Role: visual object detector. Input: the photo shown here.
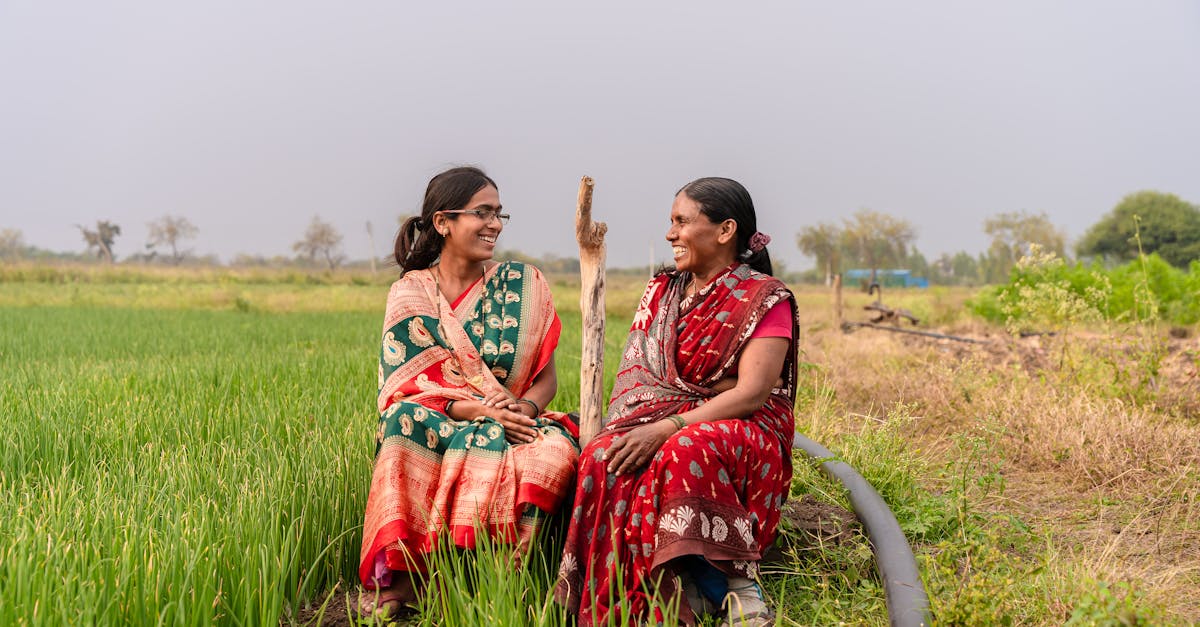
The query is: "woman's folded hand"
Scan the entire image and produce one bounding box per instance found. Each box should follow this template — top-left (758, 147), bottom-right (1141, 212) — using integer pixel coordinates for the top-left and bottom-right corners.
top-left (604, 420), bottom-right (678, 476)
top-left (491, 408), bottom-right (538, 444)
top-left (480, 389), bottom-right (517, 408)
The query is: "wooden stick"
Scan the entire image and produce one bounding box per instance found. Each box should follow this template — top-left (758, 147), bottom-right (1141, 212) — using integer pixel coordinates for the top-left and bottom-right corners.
top-left (575, 176), bottom-right (607, 446)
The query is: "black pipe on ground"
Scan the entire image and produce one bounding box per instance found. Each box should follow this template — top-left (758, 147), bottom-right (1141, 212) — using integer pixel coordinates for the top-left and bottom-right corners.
top-left (841, 321), bottom-right (991, 345)
top-left (792, 432), bottom-right (932, 627)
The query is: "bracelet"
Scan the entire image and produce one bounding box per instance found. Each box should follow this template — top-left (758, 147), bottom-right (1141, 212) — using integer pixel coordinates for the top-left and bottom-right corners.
top-left (444, 399), bottom-right (457, 417)
top-left (518, 398), bottom-right (541, 416)
top-left (667, 414), bottom-right (686, 431)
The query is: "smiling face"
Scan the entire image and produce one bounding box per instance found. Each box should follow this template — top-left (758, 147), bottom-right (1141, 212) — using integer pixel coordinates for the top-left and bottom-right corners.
top-left (435, 185), bottom-right (503, 264)
top-left (666, 191), bottom-right (737, 278)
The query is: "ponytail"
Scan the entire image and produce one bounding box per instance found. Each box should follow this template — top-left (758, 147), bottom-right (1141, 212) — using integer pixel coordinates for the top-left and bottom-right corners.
top-left (391, 165), bottom-right (497, 276)
top-left (393, 215), bottom-right (444, 274)
top-left (740, 247), bottom-right (774, 276)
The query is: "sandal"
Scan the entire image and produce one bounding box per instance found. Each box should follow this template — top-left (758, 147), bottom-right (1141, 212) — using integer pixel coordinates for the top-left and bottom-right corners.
top-left (724, 608), bottom-right (775, 626)
top-left (722, 576), bottom-right (775, 627)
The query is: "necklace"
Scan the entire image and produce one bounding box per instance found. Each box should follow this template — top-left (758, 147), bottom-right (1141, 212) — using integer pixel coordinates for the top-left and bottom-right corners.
top-left (431, 262), bottom-right (486, 345)
top-left (432, 262), bottom-right (485, 304)
top-left (430, 264), bottom-right (456, 355)
top-left (432, 262), bottom-right (446, 298)
top-left (431, 263), bottom-right (491, 391)
top-left (683, 274), bottom-right (700, 301)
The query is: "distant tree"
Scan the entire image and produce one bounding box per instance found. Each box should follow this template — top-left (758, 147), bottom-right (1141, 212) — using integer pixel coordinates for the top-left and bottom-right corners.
top-left (495, 250), bottom-right (580, 274)
top-left (952, 251), bottom-right (981, 285)
top-left (929, 251), bottom-right (982, 285)
top-left (1076, 191), bottom-right (1200, 268)
top-left (365, 221), bottom-right (379, 275)
top-left (840, 209), bottom-right (916, 283)
top-left (983, 210), bottom-right (1066, 279)
top-left (231, 253), bottom-right (295, 268)
top-left (76, 220), bottom-right (121, 263)
top-left (0, 228), bottom-right (25, 260)
top-left (145, 215), bottom-right (199, 265)
top-left (796, 223), bottom-right (842, 286)
top-left (293, 216), bottom-right (345, 270)
top-left (905, 249), bottom-right (930, 279)
top-left (771, 257), bottom-right (789, 281)
top-left (976, 251), bottom-right (993, 283)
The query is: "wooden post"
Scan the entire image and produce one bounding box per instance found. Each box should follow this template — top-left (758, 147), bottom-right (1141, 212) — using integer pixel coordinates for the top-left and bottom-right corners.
top-left (575, 176), bottom-right (607, 446)
top-left (832, 273), bottom-right (843, 327)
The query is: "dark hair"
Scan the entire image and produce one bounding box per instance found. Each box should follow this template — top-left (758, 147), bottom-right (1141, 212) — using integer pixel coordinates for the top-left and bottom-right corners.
top-left (677, 177), bottom-right (773, 276)
top-left (393, 166), bottom-right (498, 273)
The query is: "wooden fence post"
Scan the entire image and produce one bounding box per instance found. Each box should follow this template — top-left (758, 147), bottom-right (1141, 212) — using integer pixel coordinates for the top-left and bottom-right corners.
top-left (575, 176), bottom-right (606, 447)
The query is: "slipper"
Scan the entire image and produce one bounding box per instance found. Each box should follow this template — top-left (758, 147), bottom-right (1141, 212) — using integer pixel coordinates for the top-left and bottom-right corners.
top-left (722, 575), bottom-right (775, 627)
top-left (724, 608), bottom-right (775, 627)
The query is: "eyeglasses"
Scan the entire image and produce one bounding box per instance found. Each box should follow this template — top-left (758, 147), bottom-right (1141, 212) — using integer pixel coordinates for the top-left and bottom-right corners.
top-left (439, 208), bottom-right (510, 224)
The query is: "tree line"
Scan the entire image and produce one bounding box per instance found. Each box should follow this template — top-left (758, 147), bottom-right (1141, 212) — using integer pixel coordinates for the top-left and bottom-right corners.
top-left (3, 189), bottom-right (1198, 281)
top-left (1, 215), bottom-right (352, 271)
top-left (795, 190), bottom-right (1200, 286)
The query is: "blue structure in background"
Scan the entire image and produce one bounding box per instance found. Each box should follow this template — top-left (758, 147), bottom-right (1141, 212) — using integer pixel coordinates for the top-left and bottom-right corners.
top-left (843, 269), bottom-right (929, 288)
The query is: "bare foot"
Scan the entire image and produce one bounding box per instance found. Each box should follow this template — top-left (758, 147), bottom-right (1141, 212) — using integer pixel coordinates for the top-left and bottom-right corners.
top-left (509, 536), bottom-right (533, 570)
top-left (358, 577), bottom-right (417, 619)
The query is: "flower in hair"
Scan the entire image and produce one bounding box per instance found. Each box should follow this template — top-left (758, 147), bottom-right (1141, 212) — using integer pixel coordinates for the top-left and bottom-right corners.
top-left (748, 231), bottom-right (771, 252)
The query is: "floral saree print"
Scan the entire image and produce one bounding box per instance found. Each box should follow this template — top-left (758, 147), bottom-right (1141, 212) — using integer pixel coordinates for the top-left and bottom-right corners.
top-left (359, 261), bottom-right (579, 589)
top-left (556, 262), bottom-right (798, 625)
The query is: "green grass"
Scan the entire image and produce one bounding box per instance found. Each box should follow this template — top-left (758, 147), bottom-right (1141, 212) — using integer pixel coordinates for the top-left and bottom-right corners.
top-left (0, 289), bottom-right (639, 625)
top-left (9, 274), bottom-right (1163, 625)
top-left (0, 306), bottom-right (374, 625)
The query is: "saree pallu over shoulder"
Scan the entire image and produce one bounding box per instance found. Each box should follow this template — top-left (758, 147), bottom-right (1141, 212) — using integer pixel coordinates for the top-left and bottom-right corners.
top-left (375, 261), bottom-right (560, 413)
top-left (360, 261), bottom-right (578, 588)
top-left (608, 263), bottom-right (798, 447)
top-left (556, 263), bottom-right (798, 625)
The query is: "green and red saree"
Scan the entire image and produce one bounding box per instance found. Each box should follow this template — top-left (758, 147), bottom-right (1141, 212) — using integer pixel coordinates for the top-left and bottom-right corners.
top-left (555, 262), bottom-right (797, 625)
top-left (359, 261), bottom-right (579, 588)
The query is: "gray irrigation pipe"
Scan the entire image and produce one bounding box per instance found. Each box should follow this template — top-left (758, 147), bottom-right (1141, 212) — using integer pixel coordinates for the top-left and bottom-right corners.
top-left (792, 432), bottom-right (932, 627)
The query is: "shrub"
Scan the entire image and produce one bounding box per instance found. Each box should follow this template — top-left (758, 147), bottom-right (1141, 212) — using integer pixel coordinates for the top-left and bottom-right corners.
top-left (971, 251), bottom-right (1198, 327)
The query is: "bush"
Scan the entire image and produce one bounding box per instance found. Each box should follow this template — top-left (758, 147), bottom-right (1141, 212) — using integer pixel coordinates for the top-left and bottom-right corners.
top-left (971, 252), bottom-right (1199, 327)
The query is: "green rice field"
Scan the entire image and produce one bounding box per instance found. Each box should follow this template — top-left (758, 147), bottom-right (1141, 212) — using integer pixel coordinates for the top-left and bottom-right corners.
top-left (0, 280), bottom-right (651, 625)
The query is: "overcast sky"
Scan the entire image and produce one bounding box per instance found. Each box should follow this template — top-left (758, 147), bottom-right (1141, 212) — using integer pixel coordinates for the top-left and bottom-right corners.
top-left (2, 2), bottom-right (1197, 270)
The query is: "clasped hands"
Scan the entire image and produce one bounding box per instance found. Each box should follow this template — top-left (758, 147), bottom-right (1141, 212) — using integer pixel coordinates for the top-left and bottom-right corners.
top-left (449, 390), bottom-right (539, 444)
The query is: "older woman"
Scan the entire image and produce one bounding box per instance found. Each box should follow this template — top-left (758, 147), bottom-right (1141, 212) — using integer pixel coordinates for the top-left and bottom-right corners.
top-left (556, 177), bottom-right (797, 626)
top-left (359, 166), bottom-right (579, 618)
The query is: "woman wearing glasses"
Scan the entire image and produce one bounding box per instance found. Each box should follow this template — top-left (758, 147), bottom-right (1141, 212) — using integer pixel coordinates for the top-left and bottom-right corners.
top-left (358, 166), bottom-right (579, 618)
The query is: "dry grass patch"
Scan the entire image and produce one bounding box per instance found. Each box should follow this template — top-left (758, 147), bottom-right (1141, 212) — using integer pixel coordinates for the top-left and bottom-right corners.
top-left (798, 316), bottom-right (1200, 623)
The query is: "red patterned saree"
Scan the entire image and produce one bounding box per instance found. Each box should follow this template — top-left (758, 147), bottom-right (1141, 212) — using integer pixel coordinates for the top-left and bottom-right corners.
top-left (359, 261), bottom-right (579, 588)
top-left (555, 263), bottom-right (797, 625)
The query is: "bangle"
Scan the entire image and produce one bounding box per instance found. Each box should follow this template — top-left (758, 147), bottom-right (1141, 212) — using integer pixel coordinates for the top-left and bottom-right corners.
top-left (518, 398), bottom-right (541, 416)
top-left (444, 399), bottom-right (457, 418)
top-left (667, 414), bottom-right (686, 431)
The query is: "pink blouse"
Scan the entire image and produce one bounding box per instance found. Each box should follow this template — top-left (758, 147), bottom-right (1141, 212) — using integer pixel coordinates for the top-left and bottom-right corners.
top-left (749, 300), bottom-right (793, 340)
